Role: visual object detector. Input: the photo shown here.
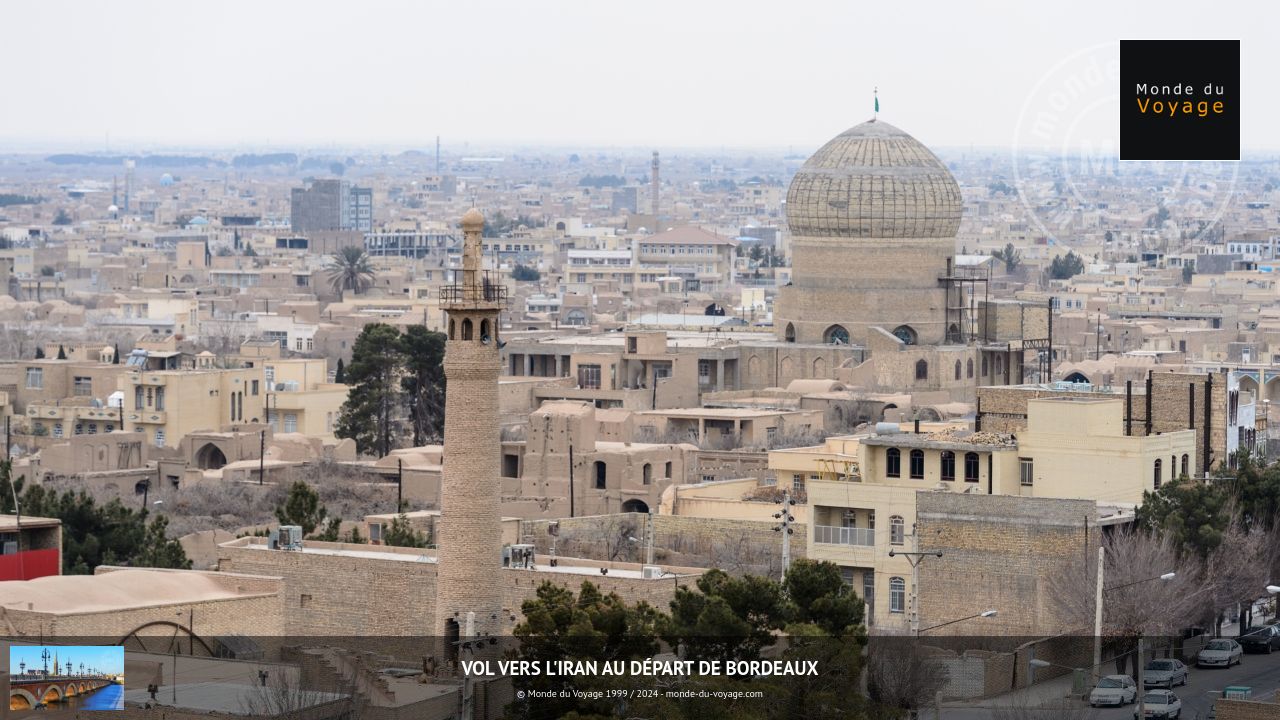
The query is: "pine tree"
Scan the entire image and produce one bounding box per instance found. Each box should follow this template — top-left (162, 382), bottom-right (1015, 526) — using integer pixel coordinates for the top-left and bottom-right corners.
top-left (34, 347), bottom-right (44, 359)
top-left (399, 326), bottom-right (446, 446)
top-left (334, 324), bottom-right (404, 456)
top-left (56, 345), bottom-right (66, 360)
top-left (334, 357), bottom-right (346, 384)
top-left (274, 480), bottom-right (328, 536)
top-left (112, 343), bottom-right (121, 364)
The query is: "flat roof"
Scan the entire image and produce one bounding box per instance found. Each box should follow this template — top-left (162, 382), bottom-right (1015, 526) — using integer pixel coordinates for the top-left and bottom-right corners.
top-left (124, 683), bottom-right (345, 715)
top-left (0, 514), bottom-right (61, 531)
top-left (0, 569), bottom-right (271, 614)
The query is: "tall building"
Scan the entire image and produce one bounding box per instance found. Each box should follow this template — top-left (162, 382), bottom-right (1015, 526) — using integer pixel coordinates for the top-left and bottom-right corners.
top-left (290, 179), bottom-right (373, 232)
top-left (775, 120), bottom-right (963, 346)
top-left (435, 209), bottom-right (507, 651)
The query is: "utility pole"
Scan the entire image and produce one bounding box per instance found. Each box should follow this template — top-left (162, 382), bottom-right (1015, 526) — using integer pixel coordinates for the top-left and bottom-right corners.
top-left (1136, 636), bottom-right (1145, 719)
top-left (1093, 545), bottom-right (1105, 685)
top-left (397, 458), bottom-right (404, 511)
top-left (258, 429), bottom-right (265, 485)
top-left (773, 488), bottom-right (795, 582)
top-left (888, 524), bottom-right (944, 636)
top-left (645, 510), bottom-right (655, 566)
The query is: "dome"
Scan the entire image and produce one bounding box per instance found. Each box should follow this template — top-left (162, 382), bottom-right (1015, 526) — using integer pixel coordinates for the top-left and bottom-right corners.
top-left (786, 120), bottom-right (961, 239)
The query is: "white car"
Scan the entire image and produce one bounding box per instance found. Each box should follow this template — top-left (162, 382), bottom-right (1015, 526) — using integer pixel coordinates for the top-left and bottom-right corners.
top-left (1143, 658), bottom-right (1188, 688)
top-left (1197, 638), bottom-right (1243, 668)
top-left (1135, 690), bottom-right (1182, 718)
top-left (1090, 674), bottom-right (1138, 706)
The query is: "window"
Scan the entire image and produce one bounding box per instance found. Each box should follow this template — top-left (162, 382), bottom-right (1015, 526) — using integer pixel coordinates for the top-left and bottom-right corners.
top-left (73, 376), bottom-right (92, 396)
top-left (1153, 459), bottom-right (1162, 490)
top-left (965, 452), bottom-right (980, 482)
top-left (954, 361), bottom-right (962, 381)
top-left (1181, 454), bottom-right (1189, 478)
top-left (74, 423), bottom-right (83, 435)
top-left (909, 449), bottom-right (924, 479)
top-left (251, 380), bottom-right (260, 396)
top-left (135, 386), bottom-right (144, 409)
top-left (155, 387), bottom-right (165, 411)
top-left (642, 463), bottom-right (652, 485)
top-left (578, 364), bottom-right (602, 390)
top-left (886, 448), bottom-right (901, 478)
top-left (863, 571), bottom-right (875, 623)
top-left (295, 338), bottom-right (303, 351)
top-left (824, 325), bottom-right (850, 345)
top-left (940, 451), bottom-right (956, 481)
top-left (915, 360), bottom-right (928, 381)
top-left (889, 515), bottom-right (905, 545)
top-left (369, 523), bottom-right (383, 543)
top-left (698, 360), bottom-right (713, 385)
top-left (53, 423), bottom-right (63, 438)
top-left (889, 577), bottom-right (905, 613)
top-left (665, 461), bottom-right (672, 479)
top-left (265, 366), bottom-right (275, 384)
top-left (793, 474), bottom-right (806, 493)
top-left (594, 461), bottom-right (607, 489)
top-left (982, 355), bottom-right (989, 376)
top-left (284, 413), bottom-right (298, 433)
top-left (967, 359), bottom-right (974, 379)
top-left (840, 566), bottom-right (856, 586)
top-left (25, 368), bottom-right (42, 389)
top-left (155, 429), bottom-right (166, 448)
top-left (1020, 457), bottom-right (1034, 486)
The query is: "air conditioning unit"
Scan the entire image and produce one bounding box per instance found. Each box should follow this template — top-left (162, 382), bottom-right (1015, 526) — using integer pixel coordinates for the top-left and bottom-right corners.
top-left (278, 525), bottom-right (303, 550)
top-left (642, 565), bottom-right (663, 580)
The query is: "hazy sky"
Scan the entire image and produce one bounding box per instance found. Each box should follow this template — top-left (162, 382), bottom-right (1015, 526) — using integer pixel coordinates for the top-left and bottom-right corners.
top-left (4, 0), bottom-right (1275, 152)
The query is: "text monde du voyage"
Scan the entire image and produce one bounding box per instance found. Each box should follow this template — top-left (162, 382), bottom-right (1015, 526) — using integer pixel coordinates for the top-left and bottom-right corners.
top-left (461, 659), bottom-right (820, 678)
top-left (1135, 83), bottom-right (1228, 118)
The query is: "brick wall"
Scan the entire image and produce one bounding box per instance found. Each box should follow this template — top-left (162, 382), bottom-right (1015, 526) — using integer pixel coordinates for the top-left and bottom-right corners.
top-left (1217, 698), bottom-right (1280, 720)
top-left (916, 493), bottom-right (1097, 637)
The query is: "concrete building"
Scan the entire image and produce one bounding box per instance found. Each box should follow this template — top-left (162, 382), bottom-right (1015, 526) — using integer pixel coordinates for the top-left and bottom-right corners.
top-left (290, 179), bottom-right (373, 233)
top-left (0, 514), bottom-right (61, 581)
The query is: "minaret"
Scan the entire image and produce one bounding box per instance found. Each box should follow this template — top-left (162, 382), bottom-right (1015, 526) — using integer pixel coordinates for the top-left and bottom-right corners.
top-left (435, 208), bottom-right (506, 653)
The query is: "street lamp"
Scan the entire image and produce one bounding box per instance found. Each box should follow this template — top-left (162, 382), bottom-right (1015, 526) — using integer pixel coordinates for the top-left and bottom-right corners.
top-left (916, 609), bottom-right (997, 637)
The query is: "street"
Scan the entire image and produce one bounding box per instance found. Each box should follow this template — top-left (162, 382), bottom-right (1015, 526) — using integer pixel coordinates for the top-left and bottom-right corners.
top-left (940, 650), bottom-right (1280, 719)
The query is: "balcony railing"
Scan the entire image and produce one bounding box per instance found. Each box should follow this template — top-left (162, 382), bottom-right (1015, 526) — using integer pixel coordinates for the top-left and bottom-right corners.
top-left (814, 525), bottom-right (875, 547)
top-left (439, 281), bottom-right (508, 305)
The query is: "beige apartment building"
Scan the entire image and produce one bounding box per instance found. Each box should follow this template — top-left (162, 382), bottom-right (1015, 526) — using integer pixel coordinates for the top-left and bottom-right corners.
top-left (121, 365), bottom-right (265, 449)
top-left (257, 357), bottom-right (348, 437)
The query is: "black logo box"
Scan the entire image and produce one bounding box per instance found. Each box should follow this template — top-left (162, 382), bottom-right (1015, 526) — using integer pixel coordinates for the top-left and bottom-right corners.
top-left (1120, 39), bottom-right (1239, 161)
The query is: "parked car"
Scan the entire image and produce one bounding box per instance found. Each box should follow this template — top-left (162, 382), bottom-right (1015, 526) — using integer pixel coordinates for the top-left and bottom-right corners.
top-left (1197, 638), bottom-right (1243, 668)
top-left (1143, 659), bottom-right (1188, 688)
top-left (1135, 690), bottom-right (1182, 719)
top-left (1090, 674), bottom-right (1138, 706)
top-left (1237, 624), bottom-right (1280, 654)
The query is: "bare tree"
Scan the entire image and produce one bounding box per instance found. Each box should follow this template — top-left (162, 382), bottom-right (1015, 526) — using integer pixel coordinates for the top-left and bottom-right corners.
top-left (1203, 516), bottom-right (1275, 635)
top-left (1048, 527), bottom-right (1207, 676)
top-left (864, 638), bottom-right (950, 717)
top-left (239, 666), bottom-right (366, 719)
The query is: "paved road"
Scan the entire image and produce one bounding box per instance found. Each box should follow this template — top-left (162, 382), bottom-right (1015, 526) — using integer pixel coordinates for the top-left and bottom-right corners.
top-left (939, 650), bottom-right (1280, 719)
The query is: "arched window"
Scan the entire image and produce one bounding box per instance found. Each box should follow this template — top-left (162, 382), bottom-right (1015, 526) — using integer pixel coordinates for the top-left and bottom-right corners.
top-left (886, 448), bottom-right (901, 478)
top-left (967, 359), bottom-right (974, 379)
top-left (642, 463), bottom-right (652, 485)
top-left (1154, 459), bottom-right (1162, 490)
top-left (449, 319), bottom-right (455, 340)
top-left (784, 323), bottom-right (796, 343)
top-left (946, 323), bottom-right (961, 343)
top-left (954, 360), bottom-right (962, 381)
top-left (889, 516), bottom-right (905, 545)
top-left (1181, 454), bottom-right (1189, 478)
top-left (594, 461), bottom-right (607, 489)
top-left (915, 360), bottom-right (928, 381)
top-left (824, 325), bottom-right (850, 345)
top-left (892, 325), bottom-right (917, 345)
top-left (889, 577), bottom-right (906, 613)
top-left (995, 354), bottom-right (1004, 375)
top-left (909, 449), bottom-right (925, 479)
top-left (479, 319), bottom-right (490, 343)
top-left (461, 318), bottom-right (473, 340)
top-left (940, 451), bottom-right (956, 481)
top-left (982, 355), bottom-right (989, 376)
top-left (964, 452), bottom-right (980, 482)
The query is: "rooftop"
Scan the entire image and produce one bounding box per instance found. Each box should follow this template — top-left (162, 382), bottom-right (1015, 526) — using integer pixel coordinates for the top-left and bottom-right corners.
top-left (0, 514), bottom-right (61, 531)
top-left (0, 569), bottom-right (273, 614)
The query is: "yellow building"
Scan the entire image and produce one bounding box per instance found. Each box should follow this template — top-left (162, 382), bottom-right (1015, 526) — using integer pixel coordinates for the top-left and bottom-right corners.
top-left (760, 397), bottom-right (1193, 630)
top-left (260, 357), bottom-right (349, 438)
top-left (121, 366), bottom-right (265, 449)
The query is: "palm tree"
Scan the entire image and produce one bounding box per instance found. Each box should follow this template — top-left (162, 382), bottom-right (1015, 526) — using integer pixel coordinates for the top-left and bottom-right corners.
top-left (327, 246), bottom-right (375, 295)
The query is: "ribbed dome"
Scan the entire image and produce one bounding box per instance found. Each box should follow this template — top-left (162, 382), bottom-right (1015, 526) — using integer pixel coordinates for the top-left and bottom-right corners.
top-left (786, 120), bottom-right (962, 239)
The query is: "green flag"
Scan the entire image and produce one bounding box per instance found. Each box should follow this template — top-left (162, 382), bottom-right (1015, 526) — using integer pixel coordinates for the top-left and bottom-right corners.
top-left (875, 96), bottom-right (879, 113)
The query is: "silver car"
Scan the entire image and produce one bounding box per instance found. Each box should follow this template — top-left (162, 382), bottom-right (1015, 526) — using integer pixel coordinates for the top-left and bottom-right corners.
top-left (1135, 690), bottom-right (1182, 719)
top-left (1090, 674), bottom-right (1138, 706)
top-left (1143, 658), bottom-right (1188, 688)
top-left (1197, 638), bottom-right (1243, 668)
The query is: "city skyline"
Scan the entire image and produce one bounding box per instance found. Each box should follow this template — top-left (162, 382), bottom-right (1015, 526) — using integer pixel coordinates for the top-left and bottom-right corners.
top-left (4, 0), bottom-right (1277, 152)
top-left (9, 646), bottom-right (124, 676)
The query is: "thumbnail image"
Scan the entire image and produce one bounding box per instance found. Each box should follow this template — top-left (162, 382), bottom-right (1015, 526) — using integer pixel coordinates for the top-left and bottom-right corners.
top-left (9, 645), bottom-right (123, 714)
